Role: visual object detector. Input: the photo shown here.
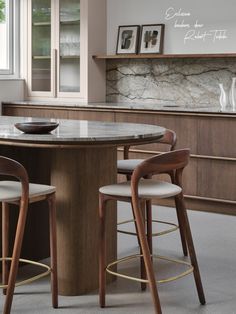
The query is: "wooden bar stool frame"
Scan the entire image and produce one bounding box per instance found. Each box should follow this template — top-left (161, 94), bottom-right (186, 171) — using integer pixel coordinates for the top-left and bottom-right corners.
top-left (117, 129), bottom-right (188, 258)
top-left (0, 156), bottom-right (58, 314)
top-left (99, 149), bottom-right (206, 314)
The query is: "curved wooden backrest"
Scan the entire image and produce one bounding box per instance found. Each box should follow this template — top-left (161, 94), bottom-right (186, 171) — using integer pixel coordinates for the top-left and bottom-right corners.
top-left (123, 129), bottom-right (177, 159)
top-left (0, 156), bottom-right (29, 201)
top-left (157, 129), bottom-right (177, 151)
top-left (131, 149), bottom-right (190, 196)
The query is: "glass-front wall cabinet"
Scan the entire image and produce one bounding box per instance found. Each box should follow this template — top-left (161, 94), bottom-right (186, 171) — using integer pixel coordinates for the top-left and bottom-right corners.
top-left (59, 0), bottom-right (80, 93)
top-left (32, 0), bottom-right (51, 92)
top-left (30, 0), bottom-right (80, 97)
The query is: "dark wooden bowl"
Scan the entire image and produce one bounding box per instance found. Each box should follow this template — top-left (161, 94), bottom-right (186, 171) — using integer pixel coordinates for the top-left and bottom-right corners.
top-left (14, 122), bottom-right (59, 134)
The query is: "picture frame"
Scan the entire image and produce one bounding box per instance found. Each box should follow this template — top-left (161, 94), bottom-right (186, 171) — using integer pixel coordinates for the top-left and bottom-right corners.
top-left (139, 24), bottom-right (165, 54)
top-left (116, 25), bottom-right (140, 54)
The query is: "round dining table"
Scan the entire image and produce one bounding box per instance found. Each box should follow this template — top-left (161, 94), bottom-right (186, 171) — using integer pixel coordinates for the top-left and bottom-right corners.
top-left (0, 116), bottom-right (165, 296)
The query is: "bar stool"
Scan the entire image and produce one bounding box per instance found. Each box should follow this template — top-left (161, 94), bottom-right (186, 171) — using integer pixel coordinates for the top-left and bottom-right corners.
top-left (99, 149), bottom-right (205, 313)
top-left (0, 156), bottom-right (58, 314)
top-left (117, 129), bottom-right (188, 289)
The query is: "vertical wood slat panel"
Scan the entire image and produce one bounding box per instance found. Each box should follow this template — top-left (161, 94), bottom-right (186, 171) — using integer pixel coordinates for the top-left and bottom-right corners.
top-left (197, 159), bottom-right (236, 201)
top-left (115, 112), bottom-right (198, 154)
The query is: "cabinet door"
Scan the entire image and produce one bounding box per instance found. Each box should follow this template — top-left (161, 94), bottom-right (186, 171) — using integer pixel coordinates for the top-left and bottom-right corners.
top-left (28, 0), bottom-right (55, 97)
top-left (57, 0), bottom-right (81, 98)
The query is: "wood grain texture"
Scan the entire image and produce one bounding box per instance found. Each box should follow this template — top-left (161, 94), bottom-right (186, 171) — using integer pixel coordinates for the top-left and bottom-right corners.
top-left (3, 105), bottom-right (115, 123)
top-left (2, 202), bottom-right (9, 295)
top-left (50, 147), bottom-right (117, 295)
top-left (3, 106), bottom-right (69, 119)
top-left (197, 159), bottom-right (236, 201)
top-left (67, 110), bottom-right (115, 122)
top-left (115, 112), bottom-right (198, 154)
top-left (197, 116), bottom-right (236, 158)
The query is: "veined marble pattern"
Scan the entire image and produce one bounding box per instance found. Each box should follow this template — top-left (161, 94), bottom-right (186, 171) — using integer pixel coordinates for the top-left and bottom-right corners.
top-left (0, 116), bottom-right (165, 144)
top-left (106, 58), bottom-right (236, 107)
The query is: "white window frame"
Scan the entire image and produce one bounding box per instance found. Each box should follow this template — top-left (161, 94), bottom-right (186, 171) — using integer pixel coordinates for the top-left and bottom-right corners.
top-left (0, 0), bottom-right (20, 78)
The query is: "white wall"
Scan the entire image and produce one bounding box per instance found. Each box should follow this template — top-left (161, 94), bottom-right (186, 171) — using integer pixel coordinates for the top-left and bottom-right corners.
top-left (0, 80), bottom-right (24, 114)
top-left (0, 24), bottom-right (7, 69)
top-left (107, 0), bottom-right (236, 54)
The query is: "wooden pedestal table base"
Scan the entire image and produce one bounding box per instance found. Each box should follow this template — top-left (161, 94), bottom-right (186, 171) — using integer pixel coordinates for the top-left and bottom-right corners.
top-left (51, 147), bottom-right (117, 296)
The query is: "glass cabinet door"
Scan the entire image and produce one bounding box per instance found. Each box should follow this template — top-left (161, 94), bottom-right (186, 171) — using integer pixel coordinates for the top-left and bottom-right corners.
top-left (31, 0), bottom-right (52, 92)
top-left (59, 0), bottom-right (80, 94)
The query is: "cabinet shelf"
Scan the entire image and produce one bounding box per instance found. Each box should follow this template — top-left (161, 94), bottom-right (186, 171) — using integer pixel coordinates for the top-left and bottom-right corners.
top-left (60, 20), bottom-right (80, 25)
top-left (32, 68), bottom-right (50, 72)
top-left (33, 22), bottom-right (51, 26)
top-left (93, 53), bottom-right (236, 60)
top-left (60, 55), bottom-right (80, 59)
top-left (33, 56), bottom-right (51, 60)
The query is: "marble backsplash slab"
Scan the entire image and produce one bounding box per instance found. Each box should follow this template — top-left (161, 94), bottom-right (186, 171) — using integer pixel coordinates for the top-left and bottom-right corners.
top-left (106, 58), bottom-right (236, 108)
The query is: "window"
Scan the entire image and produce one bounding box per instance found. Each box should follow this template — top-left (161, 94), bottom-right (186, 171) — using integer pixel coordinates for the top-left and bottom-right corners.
top-left (0, 0), bottom-right (19, 76)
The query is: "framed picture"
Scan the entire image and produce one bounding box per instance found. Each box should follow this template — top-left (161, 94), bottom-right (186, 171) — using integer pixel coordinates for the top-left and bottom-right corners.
top-left (116, 25), bottom-right (140, 54)
top-left (139, 24), bottom-right (165, 54)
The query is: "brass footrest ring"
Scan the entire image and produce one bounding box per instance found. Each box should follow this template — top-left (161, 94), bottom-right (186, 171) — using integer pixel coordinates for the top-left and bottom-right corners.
top-left (117, 219), bottom-right (179, 237)
top-left (106, 254), bottom-right (194, 284)
top-left (0, 257), bottom-right (51, 289)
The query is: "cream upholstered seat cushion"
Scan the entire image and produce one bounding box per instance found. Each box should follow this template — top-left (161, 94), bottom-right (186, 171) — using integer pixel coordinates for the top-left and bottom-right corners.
top-left (99, 179), bottom-right (182, 199)
top-left (117, 159), bottom-right (144, 173)
top-left (0, 181), bottom-right (56, 202)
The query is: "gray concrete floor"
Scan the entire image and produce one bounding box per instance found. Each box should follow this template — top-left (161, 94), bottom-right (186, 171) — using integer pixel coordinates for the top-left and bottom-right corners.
top-left (1, 202), bottom-right (236, 314)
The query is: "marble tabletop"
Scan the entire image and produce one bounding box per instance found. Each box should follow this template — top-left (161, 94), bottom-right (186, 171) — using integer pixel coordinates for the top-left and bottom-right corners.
top-left (0, 116), bottom-right (165, 147)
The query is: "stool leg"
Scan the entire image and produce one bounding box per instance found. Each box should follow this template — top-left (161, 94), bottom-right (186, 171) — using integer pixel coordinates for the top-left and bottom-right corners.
top-left (139, 200), bottom-right (154, 292)
top-left (171, 173), bottom-right (188, 257)
top-left (133, 199), bottom-right (162, 314)
top-left (177, 193), bottom-right (206, 305)
top-left (2, 202), bottom-right (9, 295)
top-left (47, 193), bottom-right (58, 309)
top-left (4, 201), bottom-right (28, 314)
top-left (144, 175), bottom-right (153, 256)
top-left (131, 202), bottom-right (146, 291)
top-left (145, 200), bottom-right (153, 290)
top-left (99, 193), bottom-right (107, 308)
top-left (140, 201), bottom-right (147, 291)
top-left (146, 200), bottom-right (153, 255)
top-left (175, 196), bottom-right (188, 256)
top-left (127, 171), bottom-right (146, 286)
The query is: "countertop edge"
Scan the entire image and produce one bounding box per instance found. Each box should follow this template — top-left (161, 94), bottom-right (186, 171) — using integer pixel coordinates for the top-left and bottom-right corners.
top-left (2, 101), bottom-right (236, 116)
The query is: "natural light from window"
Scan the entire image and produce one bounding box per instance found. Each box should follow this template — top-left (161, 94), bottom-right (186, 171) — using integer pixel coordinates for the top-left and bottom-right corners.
top-left (0, 0), bottom-right (8, 70)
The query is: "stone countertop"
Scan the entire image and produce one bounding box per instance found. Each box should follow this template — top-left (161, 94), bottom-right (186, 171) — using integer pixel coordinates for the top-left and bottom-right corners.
top-left (2, 100), bottom-right (236, 115)
top-left (0, 116), bottom-right (165, 147)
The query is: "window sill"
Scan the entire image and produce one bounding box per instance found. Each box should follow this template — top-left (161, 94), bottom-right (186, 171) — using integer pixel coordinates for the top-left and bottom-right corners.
top-left (0, 77), bottom-right (24, 81)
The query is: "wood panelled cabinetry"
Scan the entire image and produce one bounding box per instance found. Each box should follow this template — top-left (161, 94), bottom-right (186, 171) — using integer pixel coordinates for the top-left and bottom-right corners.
top-left (115, 112), bottom-right (198, 154)
top-left (2, 103), bottom-right (236, 215)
